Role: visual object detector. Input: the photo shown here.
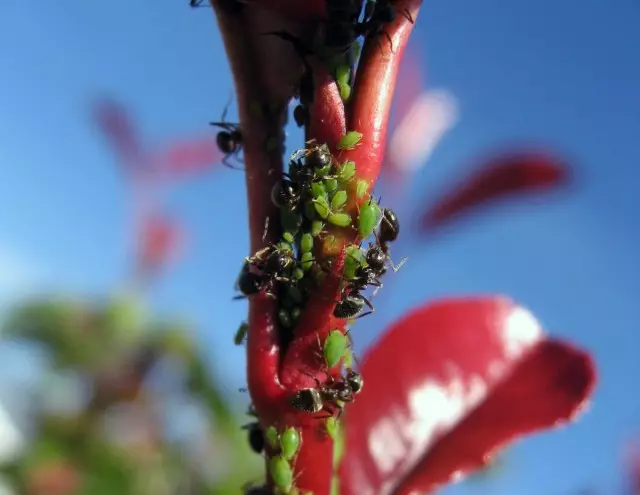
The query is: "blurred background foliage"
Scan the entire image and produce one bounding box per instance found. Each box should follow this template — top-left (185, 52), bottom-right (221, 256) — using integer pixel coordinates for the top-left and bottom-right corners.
top-left (0, 294), bottom-right (261, 494)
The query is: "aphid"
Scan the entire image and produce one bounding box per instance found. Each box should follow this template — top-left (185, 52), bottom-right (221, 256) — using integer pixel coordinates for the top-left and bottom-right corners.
top-left (280, 426), bottom-right (301, 460)
top-left (322, 329), bottom-right (349, 369)
top-left (333, 291), bottom-right (374, 319)
top-left (265, 425), bottom-right (280, 449)
top-left (269, 455), bottom-right (294, 493)
top-left (337, 131), bottom-right (363, 151)
top-left (234, 321), bottom-right (249, 345)
top-left (271, 179), bottom-right (301, 210)
top-left (242, 422), bottom-right (265, 454)
top-left (357, 196), bottom-right (381, 239)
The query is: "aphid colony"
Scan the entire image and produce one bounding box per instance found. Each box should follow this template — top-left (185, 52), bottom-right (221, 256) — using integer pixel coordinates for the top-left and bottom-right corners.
top-left (234, 136), bottom-right (404, 327)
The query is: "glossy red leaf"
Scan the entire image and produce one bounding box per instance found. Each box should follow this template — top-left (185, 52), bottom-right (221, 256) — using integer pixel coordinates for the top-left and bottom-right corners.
top-left (339, 296), bottom-right (596, 495)
top-left (157, 135), bottom-right (222, 177)
top-left (92, 98), bottom-right (143, 170)
top-left (420, 151), bottom-right (572, 233)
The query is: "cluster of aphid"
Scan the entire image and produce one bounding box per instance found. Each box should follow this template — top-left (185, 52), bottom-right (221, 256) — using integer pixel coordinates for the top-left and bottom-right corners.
top-left (234, 136), bottom-right (404, 332)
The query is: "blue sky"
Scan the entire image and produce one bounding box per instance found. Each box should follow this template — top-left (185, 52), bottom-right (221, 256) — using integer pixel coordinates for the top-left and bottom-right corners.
top-left (1, 1), bottom-right (639, 494)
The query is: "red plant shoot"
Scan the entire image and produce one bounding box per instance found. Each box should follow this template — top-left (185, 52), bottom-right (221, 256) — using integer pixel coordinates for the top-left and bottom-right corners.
top-left (204, 1), bottom-right (596, 494)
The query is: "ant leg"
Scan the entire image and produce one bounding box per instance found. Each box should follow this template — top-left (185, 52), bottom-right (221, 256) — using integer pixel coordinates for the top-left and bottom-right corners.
top-left (210, 122), bottom-right (235, 132)
top-left (387, 256), bottom-right (408, 273)
top-left (221, 92), bottom-right (233, 123)
top-left (232, 294), bottom-right (247, 301)
top-left (361, 294), bottom-right (375, 311)
top-left (353, 310), bottom-right (373, 320)
top-left (222, 155), bottom-right (245, 171)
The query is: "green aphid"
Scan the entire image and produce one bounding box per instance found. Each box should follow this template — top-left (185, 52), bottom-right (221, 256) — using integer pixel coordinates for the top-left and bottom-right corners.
top-left (324, 330), bottom-right (348, 369)
top-left (279, 308), bottom-right (292, 328)
top-left (276, 241), bottom-right (294, 255)
top-left (304, 201), bottom-right (317, 221)
top-left (311, 182), bottom-right (327, 199)
top-left (336, 65), bottom-right (350, 86)
top-left (338, 131), bottom-right (363, 151)
top-left (338, 161), bottom-right (356, 183)
top-left (311, 220), bottom-right (325, 237)
top-left (300, 233), bottom-right (314, 254)
top-left (287, 286), bottom-right (303, 304)
top-left (343, 347), bottom-right (354, 369)
top-left (249, 101), bottom-right (262, 117)
top-left (333, 420), bottom-right (345, 468)
top-left (338, 82), bottom-right (352, 102)
top-left (324, 178), bottom-right (338, 193)
top-left (328, 212), bottom-right (351, 227)
top-left (301, 252), bottom-right (314, 271)
top-left (293, 267), bottom-right (305, 280)
top-left (344, 245), bottom-right (364, 280)
top-left (269, 455), bottom-right (293, 493)
top-left (234, 322), bottom-right (248, 346)
top-left (330, 190), bottom-right (348, 211)
top-left (323, 235), bottom-right (341, 255)
top-left (357, 198), bottom-right (380, 238)
top-left (326, 416), bottom-right (339, 440)
top-left (283, 232), bottom-right (295, 244)
top-left (281, 210), bottom-right (302, 234)
top-left (265, 426), bottom-right (279, 450)
top-left (290, 307), bottom-right (301, 323)
top-left (313, 197), bottom-right (331, 219)
top-left (281, 295), bottom-right (295, 309)
top-left (280, 427), bottom-right (301, 461)
top-left (316, 163), bottom-right (333, 178)
top-left (265, 136), bottom-right (279, 152)
top-left (356, 179), bottom-right (369, 200)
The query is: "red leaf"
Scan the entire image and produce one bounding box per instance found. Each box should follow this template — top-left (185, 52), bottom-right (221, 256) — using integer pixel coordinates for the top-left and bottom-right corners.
top-left (157, 136), bottom-right (223, 177)
top-left (339, 296), bottom-right (596, 495)
top-left (138, 213), bottom-right (184, 272)
top-left (92, 98), bottom-right (143, 169)
top-left (420, 151), bottom-right (572, 233)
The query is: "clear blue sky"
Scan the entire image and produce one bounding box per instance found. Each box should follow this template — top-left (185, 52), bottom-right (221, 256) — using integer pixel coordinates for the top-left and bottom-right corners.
top-left (1, 1), bottom-right (639, 494)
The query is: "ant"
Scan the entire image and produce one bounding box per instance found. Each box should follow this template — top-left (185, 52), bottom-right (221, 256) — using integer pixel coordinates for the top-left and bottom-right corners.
top-left (372, 207), bottom-right (407, 271)
top-left (210, 99), bottom-right (244, 170)
top-left (233, 245), bottom-right (297, 300)
top-left (290, 369), bottom-right (363, 418)
top-left (333, 287), bottom-right (375, 319)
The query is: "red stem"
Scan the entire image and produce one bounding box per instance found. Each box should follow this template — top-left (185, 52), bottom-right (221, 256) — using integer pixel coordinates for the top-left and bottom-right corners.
top-left (210, 1), bottom-right (422, 493)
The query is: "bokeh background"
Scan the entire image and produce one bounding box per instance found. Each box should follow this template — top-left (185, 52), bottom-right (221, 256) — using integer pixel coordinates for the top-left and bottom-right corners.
top-left (1, 1), bottom-right (639, 494)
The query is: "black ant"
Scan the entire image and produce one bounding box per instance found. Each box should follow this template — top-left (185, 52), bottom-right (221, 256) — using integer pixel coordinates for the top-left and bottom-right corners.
top-left (333, 288), bottom-right (375, 319)
top-left (270, 174), bottom-right (301, 211)
top-left (233, 245), bottom-right (297, 300)
top-left (290, 369), bottom-right (363, 418)
top-left (371, 207), bottom-right (407, 274)
top-left (210, 100), bottom-right (244, 170)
